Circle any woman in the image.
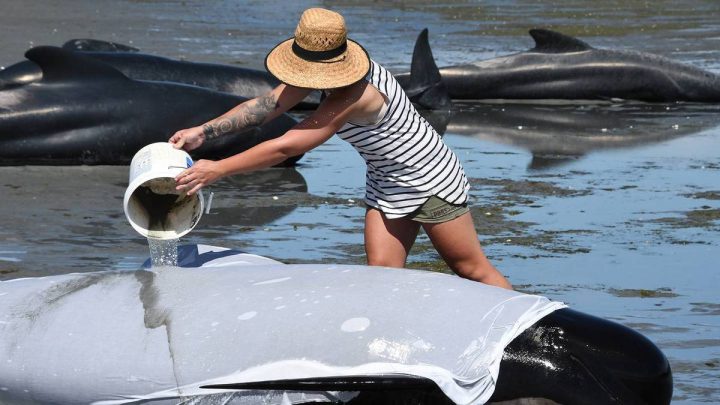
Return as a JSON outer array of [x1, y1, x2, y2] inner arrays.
[[170, 7, 511, 289]]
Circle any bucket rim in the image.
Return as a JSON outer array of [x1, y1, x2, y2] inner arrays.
[[123, 169, 204, 240]]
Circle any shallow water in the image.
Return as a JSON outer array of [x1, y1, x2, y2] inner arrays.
[[0, 0, 719, 402]]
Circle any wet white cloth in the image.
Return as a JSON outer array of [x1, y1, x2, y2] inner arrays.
[[0, 245, 565, 405]]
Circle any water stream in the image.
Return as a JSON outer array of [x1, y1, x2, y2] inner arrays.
[[147, 237, 179, 268]]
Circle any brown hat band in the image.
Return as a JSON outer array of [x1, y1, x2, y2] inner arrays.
[[291, 40, 347, 62]]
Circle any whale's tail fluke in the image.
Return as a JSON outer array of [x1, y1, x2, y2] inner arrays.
[[402, 28, 453, 111]]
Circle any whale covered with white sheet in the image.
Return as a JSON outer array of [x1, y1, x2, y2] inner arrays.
[[0, 245, 671, 404]]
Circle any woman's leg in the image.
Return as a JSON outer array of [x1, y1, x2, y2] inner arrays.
[[423, 212, 512, 289], [364, 208, 421, 267]]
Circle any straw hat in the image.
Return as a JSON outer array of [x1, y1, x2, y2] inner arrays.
[[265, 8, 370, 90]]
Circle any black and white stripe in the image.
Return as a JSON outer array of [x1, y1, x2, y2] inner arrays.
[[336, 60, 469, 218]]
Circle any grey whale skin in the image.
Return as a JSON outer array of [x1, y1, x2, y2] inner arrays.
[[0, 46, 300, 165], [396, 28, 720, 103], [0, 244, 671, 405]]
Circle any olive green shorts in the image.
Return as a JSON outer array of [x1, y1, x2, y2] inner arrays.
[[407, 195, 469, 224]]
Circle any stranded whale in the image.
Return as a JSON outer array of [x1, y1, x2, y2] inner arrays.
[[6, 29, 719, 108], [0, 37, 448, 110], [0, 39, 287, 100], [0, 46, 301, 165], [396, 28, 720, 103], [0, 52, 290, 102], [0, 244, 671, 404]]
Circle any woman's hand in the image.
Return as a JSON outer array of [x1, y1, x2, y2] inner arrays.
[[175, 159, 224, 195], [169, 126, 205, 151]]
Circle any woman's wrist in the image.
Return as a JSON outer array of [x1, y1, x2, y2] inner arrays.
[[215, 158, 234, 178]]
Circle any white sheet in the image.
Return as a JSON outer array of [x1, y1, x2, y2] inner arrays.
[[0, 246, 565, 404]]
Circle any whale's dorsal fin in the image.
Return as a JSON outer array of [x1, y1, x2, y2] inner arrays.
[[529, 29, 592, 53], [25, 46, 130, 82], [410, 29, 442, 88], [406, 28, 453, 110]]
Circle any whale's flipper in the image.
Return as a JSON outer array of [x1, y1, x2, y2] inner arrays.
[[202, 375, 439, 392], [25, 46, 130, 82], [404, 28, 453, 110], [529, 29, 593, 53], [62, 38, 140, 53], [202, 375, 455, 403]]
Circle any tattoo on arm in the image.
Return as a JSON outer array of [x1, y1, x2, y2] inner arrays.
[[202, 123, 217, 139], [202, 94, 279, 140], [242, 95, 277, 128]]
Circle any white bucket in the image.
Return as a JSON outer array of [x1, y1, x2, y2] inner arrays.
[[123, 142, 204, 240]]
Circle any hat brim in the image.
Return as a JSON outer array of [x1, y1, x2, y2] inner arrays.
[[265, 38, 370, 90]]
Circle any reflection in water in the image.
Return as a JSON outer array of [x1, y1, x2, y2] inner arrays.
[[199, 168, 308, 228], [423, 102, 720, 170], [0, 166, 136, 278]]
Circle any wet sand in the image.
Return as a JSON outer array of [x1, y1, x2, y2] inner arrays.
[[1, 0, 719, 402]]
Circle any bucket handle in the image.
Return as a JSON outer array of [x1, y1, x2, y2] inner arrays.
[[205, 192, 214, 215]]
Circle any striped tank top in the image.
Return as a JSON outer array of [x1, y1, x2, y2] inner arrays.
[[335, 60, 470, 219]]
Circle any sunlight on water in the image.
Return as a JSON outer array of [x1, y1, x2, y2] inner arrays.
[[148, 238, 178, 267]]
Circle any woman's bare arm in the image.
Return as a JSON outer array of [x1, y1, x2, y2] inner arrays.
[[201, 84, 311, 139], [169, 84, 311, 150], [175, 81, 368, 194]]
